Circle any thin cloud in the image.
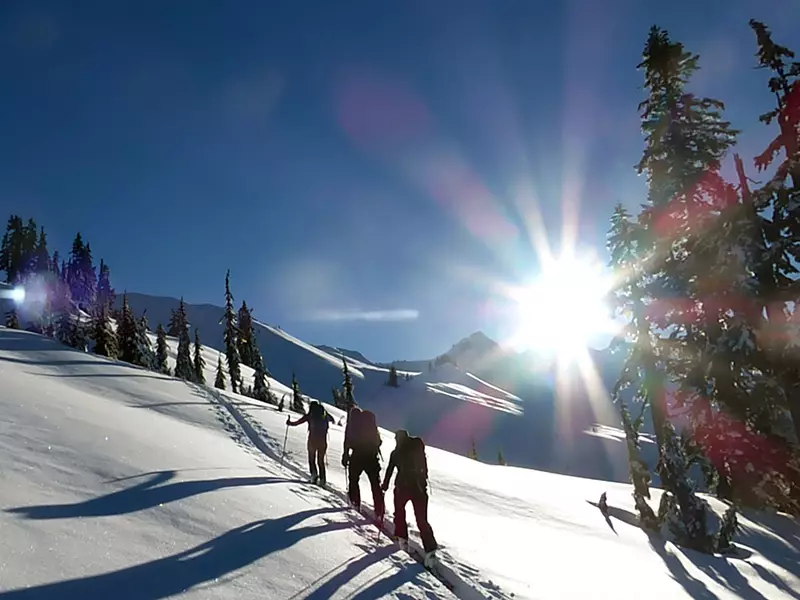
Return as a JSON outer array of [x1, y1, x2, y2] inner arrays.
[[306, 309, 419, 322]]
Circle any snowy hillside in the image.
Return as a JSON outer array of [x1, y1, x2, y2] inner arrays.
[[121, 293, 638, 481], [1, 327, 797, 600], [0, 327, 452, 599]]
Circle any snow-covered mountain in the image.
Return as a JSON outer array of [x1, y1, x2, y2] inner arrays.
[[119, 293, 642, 480], [1, 326, 797, 599]]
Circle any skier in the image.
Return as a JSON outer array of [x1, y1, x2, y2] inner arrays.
[[342, 406, 386, 519], [287, 400, 335, 485], [382, 429, 438, 566]]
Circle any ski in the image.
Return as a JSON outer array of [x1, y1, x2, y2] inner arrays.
[[350, 503, 455, 592]]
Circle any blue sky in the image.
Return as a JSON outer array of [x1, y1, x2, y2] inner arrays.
[[0, 0, 796, 362]]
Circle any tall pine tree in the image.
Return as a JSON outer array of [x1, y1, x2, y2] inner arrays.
[[237, 300, 257, 368], [223, 270, 242, 393], [95, 259, 115, 315], [117, 294, 141, 366], [91, 306, 117, 358], [172, 299, 193, 380], [155, 323, 170, 375], [193, 328, 206, 384], [291, 373, 304, 413], [214, 355, 226, 390], [342, 359, 355, 410], [252, 347, 270, 402]]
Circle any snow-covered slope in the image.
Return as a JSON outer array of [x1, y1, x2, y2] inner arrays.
[[0, 327, 454, 599], [3, 327, 796, 599]]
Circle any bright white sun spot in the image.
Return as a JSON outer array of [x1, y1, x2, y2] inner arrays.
[[508, 253, 618, 359]]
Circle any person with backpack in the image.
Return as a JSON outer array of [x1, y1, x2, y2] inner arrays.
[[342, 406, 385, 519], [381, 429, 438, 566], [287, 400, 335, 486]]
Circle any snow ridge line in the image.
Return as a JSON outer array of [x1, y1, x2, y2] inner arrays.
[[203, 387, 489, 600]]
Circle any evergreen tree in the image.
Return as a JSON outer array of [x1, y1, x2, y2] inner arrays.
[[237, 300, 257, 368], [65, 233, 97, 310], [387, 365, 399, 387], [174, 325, 193, 381], [214, 355, 226, 390], [468, 438, 479, 460], [167, 308, 182, 338], [33, 226, 49, 275], [95, 259, 115, 315], [223, 270, 242, 393], [117, 294, 141, 366], [0, 215, 26, 283], [137, 312, 155, 370], [155, 324, 170, 375], [252, 347, 270, 402], [5, 308, 20, 329], [193, 328, 206, 384], [91, 306, 117, 358], [747, 20, 800, 442], [497, 449, 506, 466], [278, 394, 285, 412], [291, 373, 304, 413], [342, 359, 355, 410]]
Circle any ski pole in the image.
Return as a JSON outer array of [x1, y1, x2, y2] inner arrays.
[[280, 422, 289, 471]]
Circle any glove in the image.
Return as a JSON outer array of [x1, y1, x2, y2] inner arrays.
[[341, 454, 349, 468]]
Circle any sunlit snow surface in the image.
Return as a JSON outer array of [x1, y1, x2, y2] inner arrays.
[[0, 327, 798, 599]]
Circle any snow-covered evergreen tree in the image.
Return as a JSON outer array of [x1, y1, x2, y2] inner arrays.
[[659, 422, 717, 553], [223, 270, 242, 393], [65, 233, 96, 311], [193, 328, 205, 384], [117, 294, 141, 366], [237, 300, 257, 368], [171, 299, 192, 380], [95, 259, 115, 315], [252, 347, 270, 402], [137, 312, 155, 370], [91, 306, 117, 358], [155, 323, 170, 375], [214, 355, 226, 390]]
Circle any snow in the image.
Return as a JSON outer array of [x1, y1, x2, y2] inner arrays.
[[2, 327, 797, 599], [0, 328, 453, 599]]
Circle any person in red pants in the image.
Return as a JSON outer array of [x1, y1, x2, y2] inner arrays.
[[381, 429, 438, 566]]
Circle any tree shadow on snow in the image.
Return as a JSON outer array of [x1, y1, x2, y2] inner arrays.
[[601, 502, 779, 600], [6, 470, 310, 519], [0, 507, 350, 600]]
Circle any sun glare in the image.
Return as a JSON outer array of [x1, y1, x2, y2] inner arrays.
[[508, 253, 617, 359]]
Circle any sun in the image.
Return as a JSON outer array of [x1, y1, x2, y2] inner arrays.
[[507, 253, 618, 359]]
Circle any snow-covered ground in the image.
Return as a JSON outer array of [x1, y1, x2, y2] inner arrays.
[[1, 327, 798, 599], [0, 328, 453, 599]]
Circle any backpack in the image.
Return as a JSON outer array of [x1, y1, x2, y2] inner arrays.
[[348, 409, 382, 452], [307, 402, 330, 438], [400, 436, 428, 484]]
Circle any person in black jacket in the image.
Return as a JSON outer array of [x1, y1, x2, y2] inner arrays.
[[287, 400, 335, 485], [382, 429, 438, 563], [342, 406, 385, 519]]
